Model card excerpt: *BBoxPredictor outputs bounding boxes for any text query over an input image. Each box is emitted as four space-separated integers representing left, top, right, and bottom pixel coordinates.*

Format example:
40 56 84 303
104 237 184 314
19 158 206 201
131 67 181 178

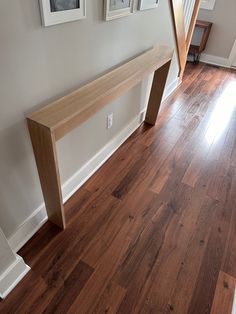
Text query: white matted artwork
139 0 159 11
104 0 134 21
39 0 86 26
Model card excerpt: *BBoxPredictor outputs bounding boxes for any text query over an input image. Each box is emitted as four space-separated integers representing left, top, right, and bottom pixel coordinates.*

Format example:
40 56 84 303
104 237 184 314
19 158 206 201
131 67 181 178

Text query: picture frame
39 0 86 26
138 0 159 11
104 0 134 21
200 0 216 10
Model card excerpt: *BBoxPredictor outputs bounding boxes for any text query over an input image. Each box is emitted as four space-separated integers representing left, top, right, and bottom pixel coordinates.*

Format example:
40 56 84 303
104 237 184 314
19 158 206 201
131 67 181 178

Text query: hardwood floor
1 63 236 313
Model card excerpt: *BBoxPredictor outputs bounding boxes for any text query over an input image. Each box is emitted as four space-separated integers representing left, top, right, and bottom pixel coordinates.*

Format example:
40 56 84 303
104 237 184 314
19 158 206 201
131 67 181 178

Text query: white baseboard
200 53 231 68
163 77 181 101
232 288 236 314
8 77 180 253
8 205 47 253
0 255 30 299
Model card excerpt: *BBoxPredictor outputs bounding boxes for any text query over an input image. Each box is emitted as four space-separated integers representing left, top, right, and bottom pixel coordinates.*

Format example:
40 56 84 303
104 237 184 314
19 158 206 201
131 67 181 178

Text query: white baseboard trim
8 205 47 253
200 53 231 69
232 288 236 314
8 77 181 253
0 255 30 299
163 77 182 101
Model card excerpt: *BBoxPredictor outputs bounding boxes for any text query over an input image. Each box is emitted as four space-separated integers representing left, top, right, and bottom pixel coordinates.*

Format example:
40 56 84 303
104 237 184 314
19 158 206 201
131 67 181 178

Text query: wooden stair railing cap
26 44 173 229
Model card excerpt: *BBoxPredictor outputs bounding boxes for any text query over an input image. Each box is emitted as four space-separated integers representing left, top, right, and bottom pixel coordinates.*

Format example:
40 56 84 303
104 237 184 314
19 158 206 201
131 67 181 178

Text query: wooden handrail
170 0 201 77
27 45 173 229
169 0 187 77
186 0 201 51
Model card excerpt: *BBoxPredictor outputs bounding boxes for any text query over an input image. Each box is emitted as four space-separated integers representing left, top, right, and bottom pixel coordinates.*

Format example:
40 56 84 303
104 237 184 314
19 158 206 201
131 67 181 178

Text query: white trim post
0 227 30 299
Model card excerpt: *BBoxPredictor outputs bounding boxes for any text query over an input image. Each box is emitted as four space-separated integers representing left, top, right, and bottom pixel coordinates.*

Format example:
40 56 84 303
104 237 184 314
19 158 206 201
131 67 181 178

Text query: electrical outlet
107 113 113 129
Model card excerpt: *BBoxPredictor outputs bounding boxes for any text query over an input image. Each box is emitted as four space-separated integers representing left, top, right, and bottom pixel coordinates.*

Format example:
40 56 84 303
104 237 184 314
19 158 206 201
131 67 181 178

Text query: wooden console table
26 45 173 229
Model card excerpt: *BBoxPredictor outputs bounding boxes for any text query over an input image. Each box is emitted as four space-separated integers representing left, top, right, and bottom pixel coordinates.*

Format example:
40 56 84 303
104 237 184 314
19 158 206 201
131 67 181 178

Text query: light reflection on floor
205 81 236 145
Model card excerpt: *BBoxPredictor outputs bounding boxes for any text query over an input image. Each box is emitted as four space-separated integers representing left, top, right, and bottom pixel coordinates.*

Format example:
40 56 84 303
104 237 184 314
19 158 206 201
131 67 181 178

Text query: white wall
0 0 179 248
198 0 236 58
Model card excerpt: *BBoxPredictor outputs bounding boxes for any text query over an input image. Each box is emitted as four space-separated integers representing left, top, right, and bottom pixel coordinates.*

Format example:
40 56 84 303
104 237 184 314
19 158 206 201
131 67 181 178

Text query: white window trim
200 0 216 10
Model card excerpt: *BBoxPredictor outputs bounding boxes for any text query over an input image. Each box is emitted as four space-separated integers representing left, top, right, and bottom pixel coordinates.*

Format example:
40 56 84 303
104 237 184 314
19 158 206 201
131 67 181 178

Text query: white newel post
0 227 30 299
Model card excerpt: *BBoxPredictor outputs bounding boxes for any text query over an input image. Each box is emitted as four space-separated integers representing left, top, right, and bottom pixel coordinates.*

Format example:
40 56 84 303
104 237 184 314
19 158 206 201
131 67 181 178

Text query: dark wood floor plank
82 190 158 267
115 194 186 313
19 222 62 266
210 271 236 314
150 116 200 194
93 281 126 314
182 72 234 188
0 271 47 314
165 197 219 314
85 140 148 195
33 193 120 285
115 199 175 289
44 260 94 314
187 195 234 313
67 221 131 313
111 131 180 200
221 167 236 278
133 183 207 313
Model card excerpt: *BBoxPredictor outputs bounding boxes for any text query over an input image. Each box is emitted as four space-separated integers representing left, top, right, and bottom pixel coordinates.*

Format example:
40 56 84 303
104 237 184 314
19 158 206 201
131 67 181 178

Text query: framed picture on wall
105 0 134 21
138 0 159 11
39 0 86 26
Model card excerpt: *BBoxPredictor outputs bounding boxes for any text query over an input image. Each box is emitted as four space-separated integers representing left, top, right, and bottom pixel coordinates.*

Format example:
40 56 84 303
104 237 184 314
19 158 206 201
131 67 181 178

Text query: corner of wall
0 256 30 299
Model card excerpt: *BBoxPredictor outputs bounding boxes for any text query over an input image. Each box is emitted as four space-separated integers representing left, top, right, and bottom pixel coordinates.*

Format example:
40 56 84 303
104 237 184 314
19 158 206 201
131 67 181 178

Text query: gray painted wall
198 0 236 58
0 0 179 241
